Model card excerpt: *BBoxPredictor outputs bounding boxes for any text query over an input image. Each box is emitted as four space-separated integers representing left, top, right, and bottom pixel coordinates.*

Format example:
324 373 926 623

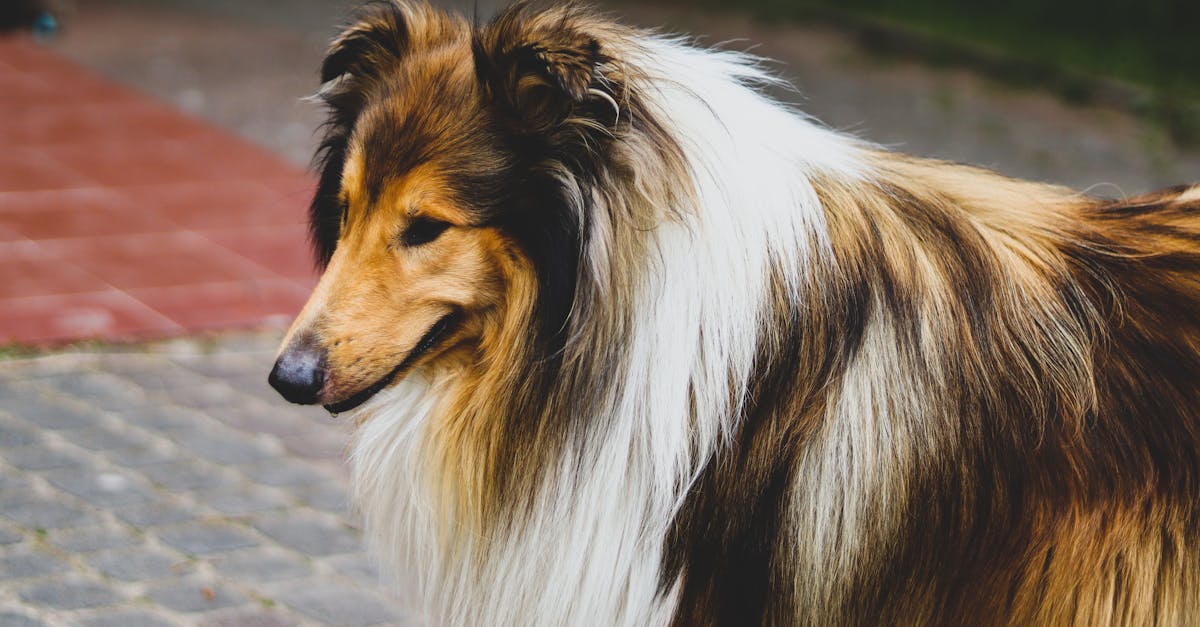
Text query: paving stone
1 445 84 471
2 498 95 529
67 425 145 452
278 430 346 462
15 399 97 430
0 416 40 448
18 578 120 610
0 548 70 579
0 474 28 491
146 578 246 613
89 547 190 581
201 485 287 516
326 554 380 586
106 445 175 469
119 406 205 433
294 481 349 515
0 336 411 624
110 362 197 395
168 381 244 412
211 548 312 582
252 514 360 557
174 430 278 466
47 526 138 553
114 500 195 527
0 476 29 501
200 608 299 627
140 461 231 491
0 380 48 415
37 372 144 413
0 611 44 627
219 408 309 437
225 396 324 430
157 521 259 556
0 525 22 545
43 468 152 508
276 582 402 626
78 610 175 627
239 458 329 488
178 358 258 381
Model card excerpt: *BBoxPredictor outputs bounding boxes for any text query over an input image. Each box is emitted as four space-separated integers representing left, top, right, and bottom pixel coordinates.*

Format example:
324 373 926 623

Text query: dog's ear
309 3 416 268
321 3 411 86
313 2 451 266
473 3 614 135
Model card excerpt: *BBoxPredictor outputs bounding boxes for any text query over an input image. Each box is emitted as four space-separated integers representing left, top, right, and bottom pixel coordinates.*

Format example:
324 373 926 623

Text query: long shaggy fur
282 2 1200 624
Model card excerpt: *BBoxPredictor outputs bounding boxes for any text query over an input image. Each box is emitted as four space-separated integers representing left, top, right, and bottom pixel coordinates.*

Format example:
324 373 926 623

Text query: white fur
350 35 869 626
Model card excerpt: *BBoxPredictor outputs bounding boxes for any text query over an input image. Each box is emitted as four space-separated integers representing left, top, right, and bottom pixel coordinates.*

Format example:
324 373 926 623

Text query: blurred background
3 0 1199 344
35 0 1200 181
0 1 1195 625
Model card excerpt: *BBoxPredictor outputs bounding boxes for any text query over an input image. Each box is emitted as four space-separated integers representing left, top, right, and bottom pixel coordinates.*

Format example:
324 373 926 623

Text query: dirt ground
49 0 1200 195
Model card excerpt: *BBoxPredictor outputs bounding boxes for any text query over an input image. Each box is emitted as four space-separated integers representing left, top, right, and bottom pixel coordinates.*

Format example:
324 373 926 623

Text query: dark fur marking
665 269 866 625
310 2 414 266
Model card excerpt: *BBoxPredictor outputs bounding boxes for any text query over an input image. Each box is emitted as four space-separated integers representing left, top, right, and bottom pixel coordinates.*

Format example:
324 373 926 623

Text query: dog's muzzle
268 334 327 405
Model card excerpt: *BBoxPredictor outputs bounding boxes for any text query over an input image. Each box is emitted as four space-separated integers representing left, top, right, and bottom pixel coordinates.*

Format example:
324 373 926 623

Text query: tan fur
276 3 1200 624
784 160 1200 625
286 162 506 402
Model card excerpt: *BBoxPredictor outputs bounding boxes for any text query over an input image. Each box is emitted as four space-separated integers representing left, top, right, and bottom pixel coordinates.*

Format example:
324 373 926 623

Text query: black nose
268 336 327 405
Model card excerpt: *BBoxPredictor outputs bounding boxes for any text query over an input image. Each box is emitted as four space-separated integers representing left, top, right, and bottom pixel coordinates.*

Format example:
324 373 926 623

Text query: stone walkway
0 333 411 626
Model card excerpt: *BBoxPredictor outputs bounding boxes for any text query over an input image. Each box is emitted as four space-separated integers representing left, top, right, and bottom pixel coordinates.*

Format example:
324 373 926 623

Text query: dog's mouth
323 310 463 415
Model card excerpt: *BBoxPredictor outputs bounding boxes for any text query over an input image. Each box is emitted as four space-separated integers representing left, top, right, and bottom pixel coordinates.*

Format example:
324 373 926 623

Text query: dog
268 1 1200 624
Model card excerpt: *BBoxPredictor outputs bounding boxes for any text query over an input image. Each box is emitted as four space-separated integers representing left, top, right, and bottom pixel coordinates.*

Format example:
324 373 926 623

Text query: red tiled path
0 35 318 344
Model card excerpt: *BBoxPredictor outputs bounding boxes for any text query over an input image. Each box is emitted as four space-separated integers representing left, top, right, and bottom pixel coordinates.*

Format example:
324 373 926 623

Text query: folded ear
321 3 412 86
310 2 417 267
473 3 614 134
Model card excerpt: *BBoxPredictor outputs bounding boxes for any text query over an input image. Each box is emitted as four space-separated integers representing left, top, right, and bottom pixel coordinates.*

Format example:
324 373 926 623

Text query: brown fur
669 170 1200 625
289 1 683 532
275 2 1200 624
812 166 1200 625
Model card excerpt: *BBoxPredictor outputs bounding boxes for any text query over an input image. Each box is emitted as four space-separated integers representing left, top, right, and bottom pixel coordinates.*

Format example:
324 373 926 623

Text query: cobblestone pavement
0 333 413 626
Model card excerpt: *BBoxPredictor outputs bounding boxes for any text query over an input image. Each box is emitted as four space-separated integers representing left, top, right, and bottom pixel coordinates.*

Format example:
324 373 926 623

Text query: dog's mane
318 2 1200 625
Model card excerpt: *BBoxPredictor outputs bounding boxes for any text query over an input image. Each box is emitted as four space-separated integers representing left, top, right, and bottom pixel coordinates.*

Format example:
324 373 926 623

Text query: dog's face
286 133 520 413
269 2 614 412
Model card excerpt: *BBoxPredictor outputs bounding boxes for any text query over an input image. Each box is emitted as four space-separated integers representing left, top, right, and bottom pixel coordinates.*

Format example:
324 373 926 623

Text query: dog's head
269 1 635 412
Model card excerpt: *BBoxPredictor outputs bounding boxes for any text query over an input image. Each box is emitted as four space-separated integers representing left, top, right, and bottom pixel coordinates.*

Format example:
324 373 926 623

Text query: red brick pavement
0 35 317 344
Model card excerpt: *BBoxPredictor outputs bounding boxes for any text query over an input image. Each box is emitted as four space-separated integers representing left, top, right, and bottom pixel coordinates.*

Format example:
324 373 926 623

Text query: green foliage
734 0 1196 90
705 0 1199 141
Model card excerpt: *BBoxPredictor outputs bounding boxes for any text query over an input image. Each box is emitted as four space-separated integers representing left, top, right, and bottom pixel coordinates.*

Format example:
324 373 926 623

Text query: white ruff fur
349 36 870 626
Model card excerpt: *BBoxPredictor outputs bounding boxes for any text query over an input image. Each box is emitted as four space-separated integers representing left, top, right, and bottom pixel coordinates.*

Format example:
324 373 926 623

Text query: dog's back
669 156 1200 625
869 172 1200 625
991 184 1200 626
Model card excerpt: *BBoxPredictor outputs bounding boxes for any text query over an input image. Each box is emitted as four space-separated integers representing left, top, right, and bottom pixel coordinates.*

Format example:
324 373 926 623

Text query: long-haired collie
268 1 1200 624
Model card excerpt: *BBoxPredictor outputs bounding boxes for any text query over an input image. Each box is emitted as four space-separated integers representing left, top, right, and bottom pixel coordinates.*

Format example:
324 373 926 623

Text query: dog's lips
322 311 462 415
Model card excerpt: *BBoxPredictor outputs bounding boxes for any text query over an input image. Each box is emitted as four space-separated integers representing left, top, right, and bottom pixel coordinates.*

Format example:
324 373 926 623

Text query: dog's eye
400 218 451 247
